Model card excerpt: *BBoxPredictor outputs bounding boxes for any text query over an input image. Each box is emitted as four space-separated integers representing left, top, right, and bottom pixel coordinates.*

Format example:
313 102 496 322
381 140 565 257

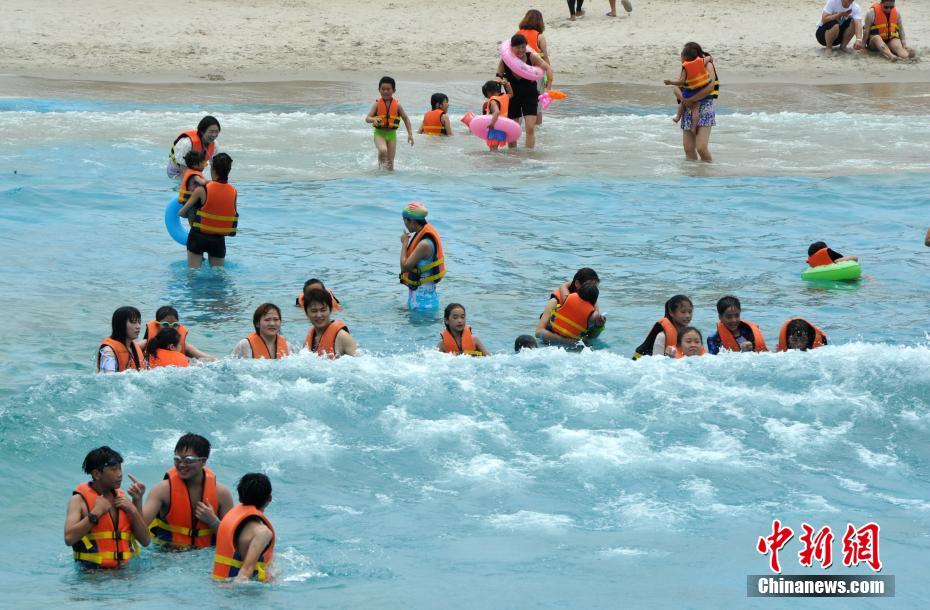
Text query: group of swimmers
65 435 276 582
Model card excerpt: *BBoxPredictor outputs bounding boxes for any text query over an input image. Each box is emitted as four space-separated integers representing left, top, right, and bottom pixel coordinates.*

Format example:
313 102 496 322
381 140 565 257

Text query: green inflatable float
801 260 861 282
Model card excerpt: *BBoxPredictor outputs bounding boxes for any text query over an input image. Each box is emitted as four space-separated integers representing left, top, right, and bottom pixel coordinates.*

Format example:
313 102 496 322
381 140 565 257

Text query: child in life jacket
145 327 191 369
806 241 859 268
664 48 715 133
141 306 216 361
178 149 208 211
633 294 693 358
418 93 453 136
538 281 602 347
706 295 768 355
481 78 513 150
365 76 414 171
670 326 706 358
437 303 489 356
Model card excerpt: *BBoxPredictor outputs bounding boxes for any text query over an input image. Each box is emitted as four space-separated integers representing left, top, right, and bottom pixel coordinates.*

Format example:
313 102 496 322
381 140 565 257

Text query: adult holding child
863 0 916 61
674 42 718 163
496 33 553 150
816 0 865 55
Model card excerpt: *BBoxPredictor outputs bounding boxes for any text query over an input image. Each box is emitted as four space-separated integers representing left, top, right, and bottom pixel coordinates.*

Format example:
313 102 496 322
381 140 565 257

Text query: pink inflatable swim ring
468 114 522 143
499 39 544 81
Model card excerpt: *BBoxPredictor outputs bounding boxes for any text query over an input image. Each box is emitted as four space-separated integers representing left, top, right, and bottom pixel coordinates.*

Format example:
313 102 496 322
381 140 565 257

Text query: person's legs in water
682 129 698 161
374 134 389 169
385 137 398 171
524 114 539 149
187 251 204 268
694 126 713 162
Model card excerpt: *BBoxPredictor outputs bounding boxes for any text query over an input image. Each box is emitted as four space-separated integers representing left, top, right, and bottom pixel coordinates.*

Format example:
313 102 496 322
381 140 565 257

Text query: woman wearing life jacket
706 295 768 355
864 0 916 60
535 268 605 339
671 42 718 162
178 152 238 269
64 446 150 568
418 93 453 137
233 303 292 359
303 289 357 358
142 306 216 361
672 326 706 358
167 115 220 180
213 473 275 583
806 241 859 267
399 202 445 311
296 278 341 312
633 295 694 359
538 281 601 347
145 327 191 369
496 33 553 150
437 303 489 356
777 318 828 352
97 306 145 373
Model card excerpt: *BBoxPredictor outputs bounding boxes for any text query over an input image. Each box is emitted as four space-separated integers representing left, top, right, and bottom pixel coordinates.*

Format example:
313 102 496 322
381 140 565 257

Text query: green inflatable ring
801 260 861 281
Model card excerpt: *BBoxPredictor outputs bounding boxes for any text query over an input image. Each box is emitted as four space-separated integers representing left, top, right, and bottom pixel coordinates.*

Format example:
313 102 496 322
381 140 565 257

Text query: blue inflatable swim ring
165 196 188 245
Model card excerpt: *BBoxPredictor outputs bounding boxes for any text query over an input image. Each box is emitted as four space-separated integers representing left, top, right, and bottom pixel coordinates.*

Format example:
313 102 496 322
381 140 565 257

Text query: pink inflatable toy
468 114 522 143
499 39 544 81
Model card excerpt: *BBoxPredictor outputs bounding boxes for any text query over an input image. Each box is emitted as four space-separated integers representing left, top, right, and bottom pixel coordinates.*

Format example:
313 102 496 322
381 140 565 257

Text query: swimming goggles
173 455 206 465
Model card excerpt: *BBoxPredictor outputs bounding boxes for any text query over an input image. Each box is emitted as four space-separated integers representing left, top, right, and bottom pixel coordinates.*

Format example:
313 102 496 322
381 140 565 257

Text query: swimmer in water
419 93 453 136
806 241 859 267
671 326 706 357
212 473 275 583
706 295 768 354
141 306 216 361
633 294 694 358
437 303 489 356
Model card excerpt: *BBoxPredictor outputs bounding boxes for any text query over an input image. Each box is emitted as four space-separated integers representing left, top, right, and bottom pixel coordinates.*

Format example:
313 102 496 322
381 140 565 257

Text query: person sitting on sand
606 0 633 17
807 241 859 267
863 0 916 61
816 0 865 55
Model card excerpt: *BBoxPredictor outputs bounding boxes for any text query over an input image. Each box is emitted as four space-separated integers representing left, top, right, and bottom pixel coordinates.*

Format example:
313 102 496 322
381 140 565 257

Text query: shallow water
0 80 928 608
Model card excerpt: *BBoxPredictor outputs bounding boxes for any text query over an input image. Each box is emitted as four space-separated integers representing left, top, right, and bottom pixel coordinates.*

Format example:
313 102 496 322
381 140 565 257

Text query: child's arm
474 336 490 356
488 100 500 129
664 68 687 87
179 186 205 218
417 118 425 134
364 102 380 126
500 78 513 97
397 103 414 145
441 113 453 136
834 255 859 263
436 339 446 352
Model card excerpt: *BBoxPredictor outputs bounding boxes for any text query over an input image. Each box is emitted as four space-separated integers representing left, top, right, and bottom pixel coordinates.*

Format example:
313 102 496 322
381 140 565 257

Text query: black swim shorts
508 95 539 120
816 18 852 46
186 230 227 258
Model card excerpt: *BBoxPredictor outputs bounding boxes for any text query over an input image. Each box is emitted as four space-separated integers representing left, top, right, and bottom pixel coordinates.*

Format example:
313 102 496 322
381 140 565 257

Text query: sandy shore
0 0 926 85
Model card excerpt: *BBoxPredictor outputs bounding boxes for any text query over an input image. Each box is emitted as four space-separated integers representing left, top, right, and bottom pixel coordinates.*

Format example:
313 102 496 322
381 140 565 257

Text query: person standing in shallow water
399 201 445 311
675 42 718 162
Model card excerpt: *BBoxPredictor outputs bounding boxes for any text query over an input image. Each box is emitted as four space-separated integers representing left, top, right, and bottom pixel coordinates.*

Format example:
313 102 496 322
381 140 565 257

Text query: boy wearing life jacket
437 303 489 356
418 93 453 137
142 434 235 550
365 76 415 171
481 78 513 150
706 296 768 354
64 446 151 568
538 281 602 347
213 473 275 583
303 288 358 358
295 278 341 312
806 241 859 267
178 152 238 269
142 306 217 362
664 50 715 134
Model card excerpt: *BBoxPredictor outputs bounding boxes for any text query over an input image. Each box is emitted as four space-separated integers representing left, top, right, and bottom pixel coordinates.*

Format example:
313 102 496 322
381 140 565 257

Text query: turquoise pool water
1 83 929 608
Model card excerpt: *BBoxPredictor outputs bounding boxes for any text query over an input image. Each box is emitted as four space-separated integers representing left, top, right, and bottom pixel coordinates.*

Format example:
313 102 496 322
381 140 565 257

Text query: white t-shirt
818 0 862 26
166 137 220 179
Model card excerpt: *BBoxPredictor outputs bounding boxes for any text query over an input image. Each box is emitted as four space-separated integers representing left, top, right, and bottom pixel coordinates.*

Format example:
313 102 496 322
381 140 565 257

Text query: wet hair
430 93 448 110
303 288 333 312
110 306 141 342
519 9 545 33
808 241 827 256
82 446 123 475
664 295 693 318
511 33 528 47
379 76 396 90
183 148 206 169
145 327 181 358
238 473 272 507
443 303 466 330
175 433 211 459
514 335 538 352
786 319 815 350
155 306 179 322
682 42 709 61
578 282 599 305
676 326 703 346
570 268 600 293
716 295 742 316
253 303 282 332
302 278 325 291
482 80 503 98
197 115 221 138
211 152 232 182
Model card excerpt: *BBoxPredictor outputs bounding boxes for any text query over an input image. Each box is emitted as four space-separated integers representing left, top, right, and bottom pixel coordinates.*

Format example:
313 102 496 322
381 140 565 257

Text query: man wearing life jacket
167 115 221 180
777 318 828 352
399 202 445 311
233 303 292 359
806 241 859 268
178 152 238 269
64 446 151 568
303 289 357 358
142 305 217 362
213 473 275 583
97 306 145 373
815 0 864 55
142 434 234 550
706 296 768 355
863 0 916 60
538 281 601 347
418 93 453 137
295 278 341 312
365 76 415 171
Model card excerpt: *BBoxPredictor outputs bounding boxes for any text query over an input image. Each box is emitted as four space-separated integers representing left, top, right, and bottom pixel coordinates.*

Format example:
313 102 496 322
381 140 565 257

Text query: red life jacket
212 504 275 582
870 3 900 41
147 348 190 369
422 109 448 135
149 466 219 548
145 320 189 354
441 326 483 356
72 483 139 568
716 320 768 352
246 332 290 359
401 224 446 287
305 320 348 358
682 57 711 93
97 338 144 372
375 98 400 130
776 318 827 352
193 181 238 236
548 293 596 340
806 247 835 268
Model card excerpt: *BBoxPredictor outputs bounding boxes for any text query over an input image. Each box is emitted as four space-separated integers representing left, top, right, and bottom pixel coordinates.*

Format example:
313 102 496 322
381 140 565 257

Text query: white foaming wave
321 504 363 515
273 546 329 583
762 419 854 454
379 405 512 449
546 425 652 467
659 424 748 465
852 444 899 469
445 453 532 485
486 510 574 532
594 492 687 529
226 414 342 469
599 547 650 557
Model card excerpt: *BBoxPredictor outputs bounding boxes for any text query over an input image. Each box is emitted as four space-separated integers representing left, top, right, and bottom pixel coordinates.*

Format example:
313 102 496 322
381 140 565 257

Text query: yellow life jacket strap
463 350 484 356
213 554 268 581
74 534 140 563
197 210 238 222
401 256 445 286
550 311 585 340
192 222 239 234
149 517 215 538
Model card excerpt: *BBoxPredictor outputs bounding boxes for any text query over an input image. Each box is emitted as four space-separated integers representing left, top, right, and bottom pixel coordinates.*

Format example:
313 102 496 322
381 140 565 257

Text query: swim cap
402 201 428 220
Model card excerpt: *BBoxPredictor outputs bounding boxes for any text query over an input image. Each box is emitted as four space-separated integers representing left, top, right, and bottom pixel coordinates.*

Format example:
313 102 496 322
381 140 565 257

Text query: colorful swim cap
402 201 428 220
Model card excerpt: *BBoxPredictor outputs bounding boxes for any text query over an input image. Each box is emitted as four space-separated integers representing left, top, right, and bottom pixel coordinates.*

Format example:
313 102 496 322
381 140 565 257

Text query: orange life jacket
72 483 139 568
487 94 510 117
548 293 596 341
212 504 275 582
632 317 679 359
673 340 706 358
305 320 348 358
441 326 483 356
806 247 835 268
147 348 190 369
170 130 216 168
422 109 448 136
516 29 541 54
97 338 144 372
549 285 568 306
149 466 219 548
145 320 189 354
193 181 238 236
297 289 341 312
400 224 446 287
375 97 400 130
870 3 900 41
246 332 290 359
776 318 827 352
682 57 711 93
178 168 205 204
716 320 768 353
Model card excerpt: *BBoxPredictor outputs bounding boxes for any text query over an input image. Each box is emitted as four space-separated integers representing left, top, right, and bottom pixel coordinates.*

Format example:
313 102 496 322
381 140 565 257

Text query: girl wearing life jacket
97 306 145 373
365 76 415 171
303 289 357 358
418 93 453 137
178 152 238 269
667 42 718 162
496 33 553 150
777 318 828 352
706 295 768 355
806 241 859 268
178 149 207 206
399 202 445 311
633 295 694 359
233 303 292 359
538 281 601 347
664 46 715 134
480 79 514 150
535 268 605 339
437 303 489 356
167 115 220 179
296 278 341 312
145 327 191 369
672 326 706 358
213 473 275 583
516 10 550 125
142 306 216 362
